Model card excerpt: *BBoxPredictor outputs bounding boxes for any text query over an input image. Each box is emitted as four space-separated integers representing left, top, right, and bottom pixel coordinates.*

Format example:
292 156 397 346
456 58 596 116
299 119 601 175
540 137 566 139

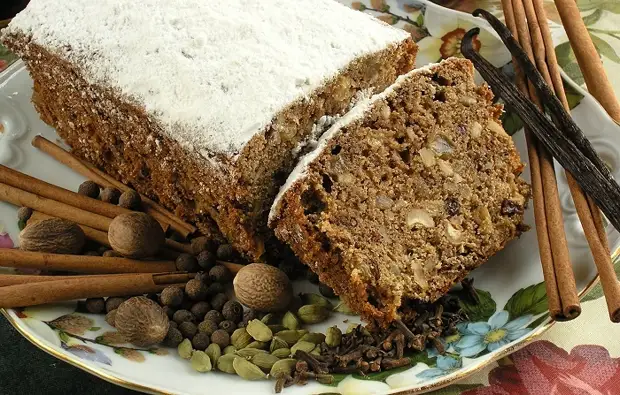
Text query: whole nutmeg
105 310 117 327
118 189 142 210
114 296 169 347
78 181 100 199
101 187 121 204
108 212 165 258
233 263 292 312
20 218 85 254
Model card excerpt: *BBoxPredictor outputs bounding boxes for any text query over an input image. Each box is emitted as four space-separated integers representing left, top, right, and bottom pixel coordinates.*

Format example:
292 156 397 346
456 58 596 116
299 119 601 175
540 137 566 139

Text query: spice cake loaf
2 0 417 260
269 58 530 325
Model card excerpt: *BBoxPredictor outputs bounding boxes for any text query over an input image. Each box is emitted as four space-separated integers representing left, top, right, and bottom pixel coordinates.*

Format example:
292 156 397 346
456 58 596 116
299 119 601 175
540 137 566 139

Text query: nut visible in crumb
470 122 482 138
487 120 506 135
375 195 394 210
418 148 436 167
445 222 463 243
437 159 453 176
379 105 391 120
406 209 435 228
459 96 476 106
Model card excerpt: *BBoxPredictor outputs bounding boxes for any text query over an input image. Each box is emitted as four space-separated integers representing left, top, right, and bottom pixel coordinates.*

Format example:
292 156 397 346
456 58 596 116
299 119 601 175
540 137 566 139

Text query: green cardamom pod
190 350 213 372
297 304 330 324
260 313 275 324
236 348 268 358
299 293 333 309
316 374 334 385
177 338 193 360
223 345 237 355
290 340 316 355
325 326 342 347
250 352 280 371
281 311 300 330
233 357 267 380
310 344 321 356
269 358 298 378
231 328 253 349
333 300 357 315
274 329 308 346
346 323 361 334
247 340 269 349
246 319 273 342
270 336 289 352
300 332 326 344
205 343 221 365
268 324 286 333
271 348 291 359
216 353 237 374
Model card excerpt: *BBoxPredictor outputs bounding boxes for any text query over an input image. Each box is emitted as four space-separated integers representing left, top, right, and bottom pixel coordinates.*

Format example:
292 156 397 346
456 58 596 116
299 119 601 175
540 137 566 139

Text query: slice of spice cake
269 58 530 326
2 0 417 260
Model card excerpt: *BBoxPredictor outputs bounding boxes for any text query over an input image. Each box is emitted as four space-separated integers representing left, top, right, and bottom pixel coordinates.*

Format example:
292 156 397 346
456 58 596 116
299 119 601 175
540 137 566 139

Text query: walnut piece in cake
269 58 530 326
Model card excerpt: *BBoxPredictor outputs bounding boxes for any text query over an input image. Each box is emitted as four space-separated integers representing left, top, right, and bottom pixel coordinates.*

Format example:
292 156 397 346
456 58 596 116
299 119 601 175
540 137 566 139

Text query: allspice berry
185 279 208 301
106 297 126 313
216 244 235 261
176 253 199 273
206 282 224 297
190 301 211 321
108 212 164 258
191 236 214 255
101 187 121 204
196 250 216 270
164 327 183 347
160 286 184 307
210 329 230 348
78 181 100 199
210 293 228 312
192 332 211 351
118 189 142 210
173 309 194 324
233 263 293 312
222 301 243 324
209 265 231 284
204 310 224 325
195 272 210 284
162 306 175 319
103 250 122 257
17 207 33 222
198 320 219 336
85 298 106 314
319 283 337 299
179 321 198 340
114 296 169 347
219 320 236 335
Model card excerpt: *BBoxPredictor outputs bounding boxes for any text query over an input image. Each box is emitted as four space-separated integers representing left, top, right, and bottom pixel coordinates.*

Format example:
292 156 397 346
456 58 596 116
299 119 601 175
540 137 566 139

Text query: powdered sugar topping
5 0 409 159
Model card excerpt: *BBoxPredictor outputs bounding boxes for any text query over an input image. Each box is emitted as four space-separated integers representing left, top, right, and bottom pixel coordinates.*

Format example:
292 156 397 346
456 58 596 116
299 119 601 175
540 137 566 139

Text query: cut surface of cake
2 0 417 259
269 58 530 325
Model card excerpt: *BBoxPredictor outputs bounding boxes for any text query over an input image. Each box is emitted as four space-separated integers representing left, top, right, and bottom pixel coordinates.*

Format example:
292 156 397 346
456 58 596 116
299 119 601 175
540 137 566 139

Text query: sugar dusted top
5 0 409 158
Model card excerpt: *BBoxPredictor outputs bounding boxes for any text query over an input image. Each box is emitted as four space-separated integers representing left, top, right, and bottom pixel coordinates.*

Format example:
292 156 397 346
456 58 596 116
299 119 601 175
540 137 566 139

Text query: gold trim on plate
3 246 615 395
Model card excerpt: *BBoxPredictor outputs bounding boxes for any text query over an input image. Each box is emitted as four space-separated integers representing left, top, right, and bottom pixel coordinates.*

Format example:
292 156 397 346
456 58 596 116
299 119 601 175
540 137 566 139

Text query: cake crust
3 0 418 258
270 58 530 326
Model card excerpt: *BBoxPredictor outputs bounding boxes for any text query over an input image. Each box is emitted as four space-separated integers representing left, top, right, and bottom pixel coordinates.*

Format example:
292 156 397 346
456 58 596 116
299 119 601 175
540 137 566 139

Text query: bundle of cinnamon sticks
0 138 243 308
488 0 620 322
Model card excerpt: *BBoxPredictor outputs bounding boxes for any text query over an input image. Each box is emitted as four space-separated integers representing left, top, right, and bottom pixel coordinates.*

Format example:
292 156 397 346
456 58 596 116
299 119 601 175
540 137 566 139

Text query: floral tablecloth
1 1 620 394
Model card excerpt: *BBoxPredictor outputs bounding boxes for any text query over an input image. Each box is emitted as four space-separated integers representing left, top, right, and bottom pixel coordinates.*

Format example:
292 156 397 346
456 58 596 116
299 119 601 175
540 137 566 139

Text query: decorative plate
1 1 619 394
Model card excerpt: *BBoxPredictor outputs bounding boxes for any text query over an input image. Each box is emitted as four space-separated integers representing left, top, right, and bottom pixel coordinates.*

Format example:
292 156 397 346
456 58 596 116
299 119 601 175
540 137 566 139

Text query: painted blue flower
62 343 112 365
426 322 469 358
416 355 462 379
455 311 532 357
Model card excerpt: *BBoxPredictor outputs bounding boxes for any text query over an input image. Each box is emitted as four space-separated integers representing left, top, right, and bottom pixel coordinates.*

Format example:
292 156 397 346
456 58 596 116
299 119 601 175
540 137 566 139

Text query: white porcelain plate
1 1 619 394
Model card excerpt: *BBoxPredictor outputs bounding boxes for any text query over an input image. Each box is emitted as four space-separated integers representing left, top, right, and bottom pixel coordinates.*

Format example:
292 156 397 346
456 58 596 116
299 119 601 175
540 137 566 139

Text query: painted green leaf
416 13 424 27
563 62 586 86
352 364 411 382
527 313 550 329
450 287 496 322
504 282 548 319
577 0 620 13
58 331 70 344
500 111 524 136
555 41 575 68
328 352 435 385
89 326 101 332
564 82 584 109
430 384 485 394
18 219 27 231
583 8 603 26
590 33 620 63
583 256 620 301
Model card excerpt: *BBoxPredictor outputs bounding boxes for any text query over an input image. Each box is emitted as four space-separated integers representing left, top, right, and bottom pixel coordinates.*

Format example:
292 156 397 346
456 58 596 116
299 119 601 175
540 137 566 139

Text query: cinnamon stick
534 0 620 322
29 211 111 247
0 272 190 287
0 182 112 232
30 136 191 237
502 0 579 319
0 249 176 274
0 164 132 219
553 0 620 121
0 272 192 308
216 260 244 274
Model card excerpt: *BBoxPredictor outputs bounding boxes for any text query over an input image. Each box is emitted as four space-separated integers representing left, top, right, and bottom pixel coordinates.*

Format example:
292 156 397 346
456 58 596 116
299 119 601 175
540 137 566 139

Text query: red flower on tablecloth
0 59 7 72
463 340 620 395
